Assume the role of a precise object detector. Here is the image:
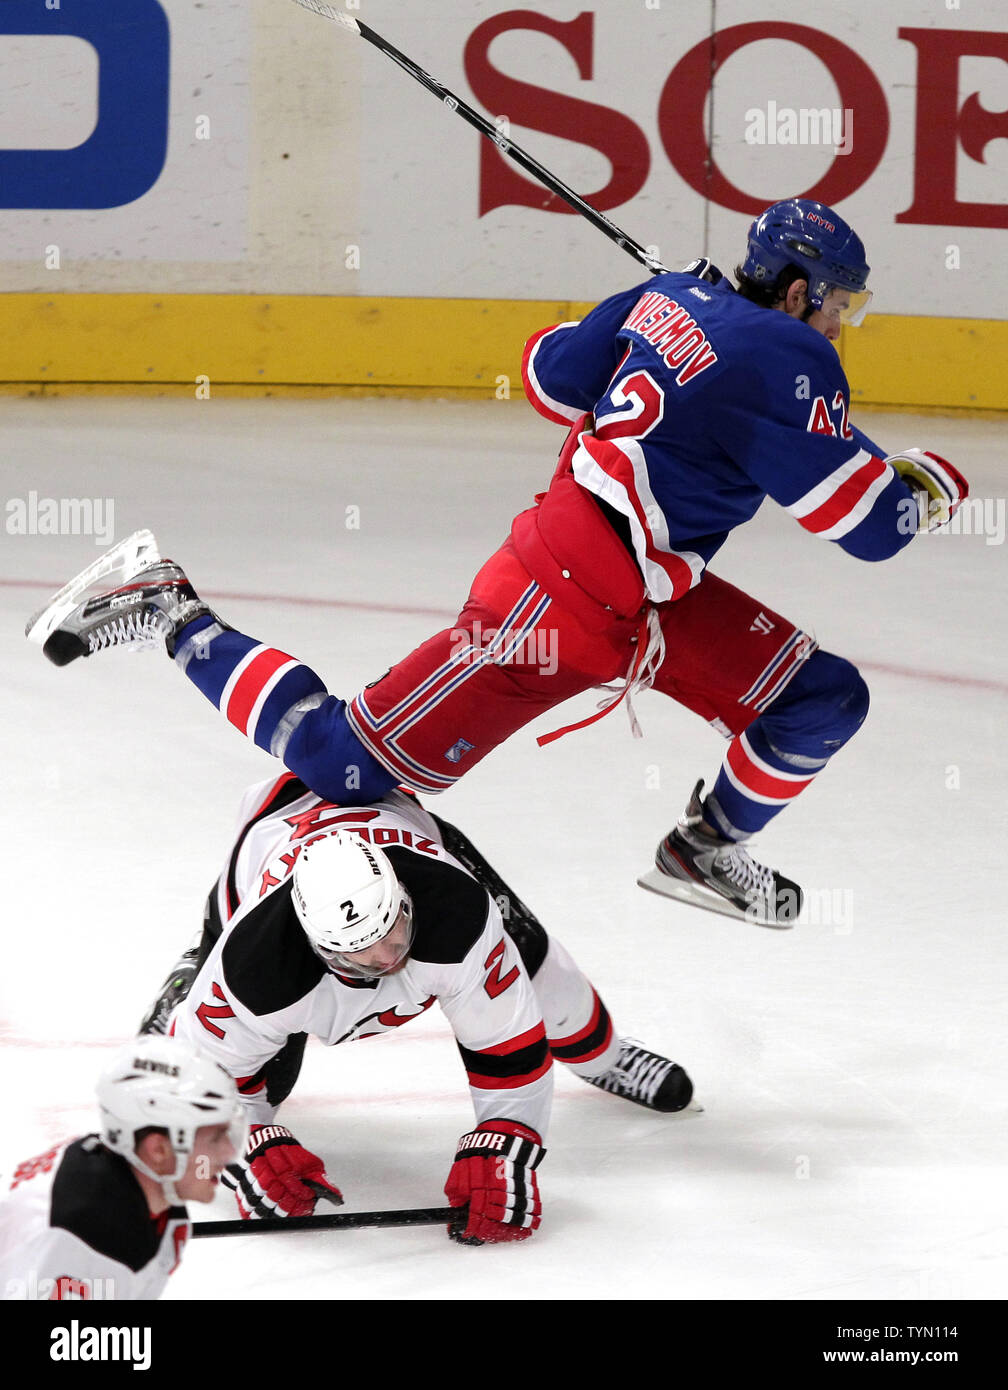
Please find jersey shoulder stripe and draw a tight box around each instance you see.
[221,880,326,1015]
[224,773,308,918]
[384,845,491,965]
[50,1138,186,1272]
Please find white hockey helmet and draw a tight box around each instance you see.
[97,1035,247,1197]
[291,831,414,978]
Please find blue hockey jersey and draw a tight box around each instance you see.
[521,272,915,602]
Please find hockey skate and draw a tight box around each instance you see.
[138,946,201,1036]
[25,529,211,666]
[638,780,803,928]
[584,1040,698,1114]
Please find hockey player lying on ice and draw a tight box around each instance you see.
[135,776,694,1245]
[29,199,968,928]
[0,1036,245,1300]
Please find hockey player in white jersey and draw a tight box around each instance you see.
[0,1036,245,1300]
[150,774,694,1245]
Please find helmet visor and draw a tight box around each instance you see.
[812,280,873,327]
[318,898,415,979]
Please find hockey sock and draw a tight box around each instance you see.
[705,650,869,839]
[534,939,620,1077]
[172,615,397,802]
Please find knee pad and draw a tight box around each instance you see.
[283,697,398,802]
[760,650,869,758]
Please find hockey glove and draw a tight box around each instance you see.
[220,1123,343,1220]
[887,449,968,531]
[444,1119,545,1245]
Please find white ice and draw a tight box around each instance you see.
[1,397,1006,1301]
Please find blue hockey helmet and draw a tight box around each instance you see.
[741,198,872,325]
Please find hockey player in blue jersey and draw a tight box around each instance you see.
[29,199,968,927]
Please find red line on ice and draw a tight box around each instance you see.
[7,577,1007,696]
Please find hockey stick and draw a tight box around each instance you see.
[192,1204,464,1237]
[289,0,668,274]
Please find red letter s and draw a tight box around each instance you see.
[464,10,650,217]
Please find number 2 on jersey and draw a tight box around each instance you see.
[594,369,665,441]
[483,939,519,999]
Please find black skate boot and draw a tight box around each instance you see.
[584,1040,696,1113]
[138,947,201,1035]
[638,779,803,928]
[25,529,214,667]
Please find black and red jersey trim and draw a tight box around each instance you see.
[224,774,310,918]
[457,1024,551,1091]
[548,990,613,1065]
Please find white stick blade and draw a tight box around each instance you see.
[25,529,161,645]
[290,0,360,32]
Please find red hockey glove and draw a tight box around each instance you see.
[887,449,969,532]
[220,1124,343,1220]
[444,1120,545,1245]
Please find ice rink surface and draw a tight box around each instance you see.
[1,395,1006,1305]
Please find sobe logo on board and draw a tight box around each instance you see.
[0,0,169,209]
[464,14,1008,229]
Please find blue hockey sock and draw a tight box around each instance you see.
[705,651,869,839]
[172,615,397,801]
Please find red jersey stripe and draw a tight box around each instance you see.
[797,455,888,534]
[726,739,815,801]
[475,1023,548,1058]
[225,648,295,733]
[465,1054,553,1090]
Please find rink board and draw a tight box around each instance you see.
[1,294,1006,412]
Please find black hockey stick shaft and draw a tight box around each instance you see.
[192,1204,464,1237]
[290,0,668,274]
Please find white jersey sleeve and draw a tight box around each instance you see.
[0,1138,188,1301]
[420,896,553,1138]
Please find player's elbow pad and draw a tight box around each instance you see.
[835,520,916,562]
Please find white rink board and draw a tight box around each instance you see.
[0,0,1005,315]
[0,0,252,266]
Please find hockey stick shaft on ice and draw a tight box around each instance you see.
[289,0,668,274]
[192,1203,465,1237]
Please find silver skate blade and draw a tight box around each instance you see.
[25,529,161,645]
[636,867,794,930]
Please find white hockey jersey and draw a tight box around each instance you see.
[170,775,554,1136]
[0,1136,189,1301]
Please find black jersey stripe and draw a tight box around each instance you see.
[548,992,613,1063]
[457,1029,550,1088]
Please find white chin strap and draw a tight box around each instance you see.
[129,1148,189,1205]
